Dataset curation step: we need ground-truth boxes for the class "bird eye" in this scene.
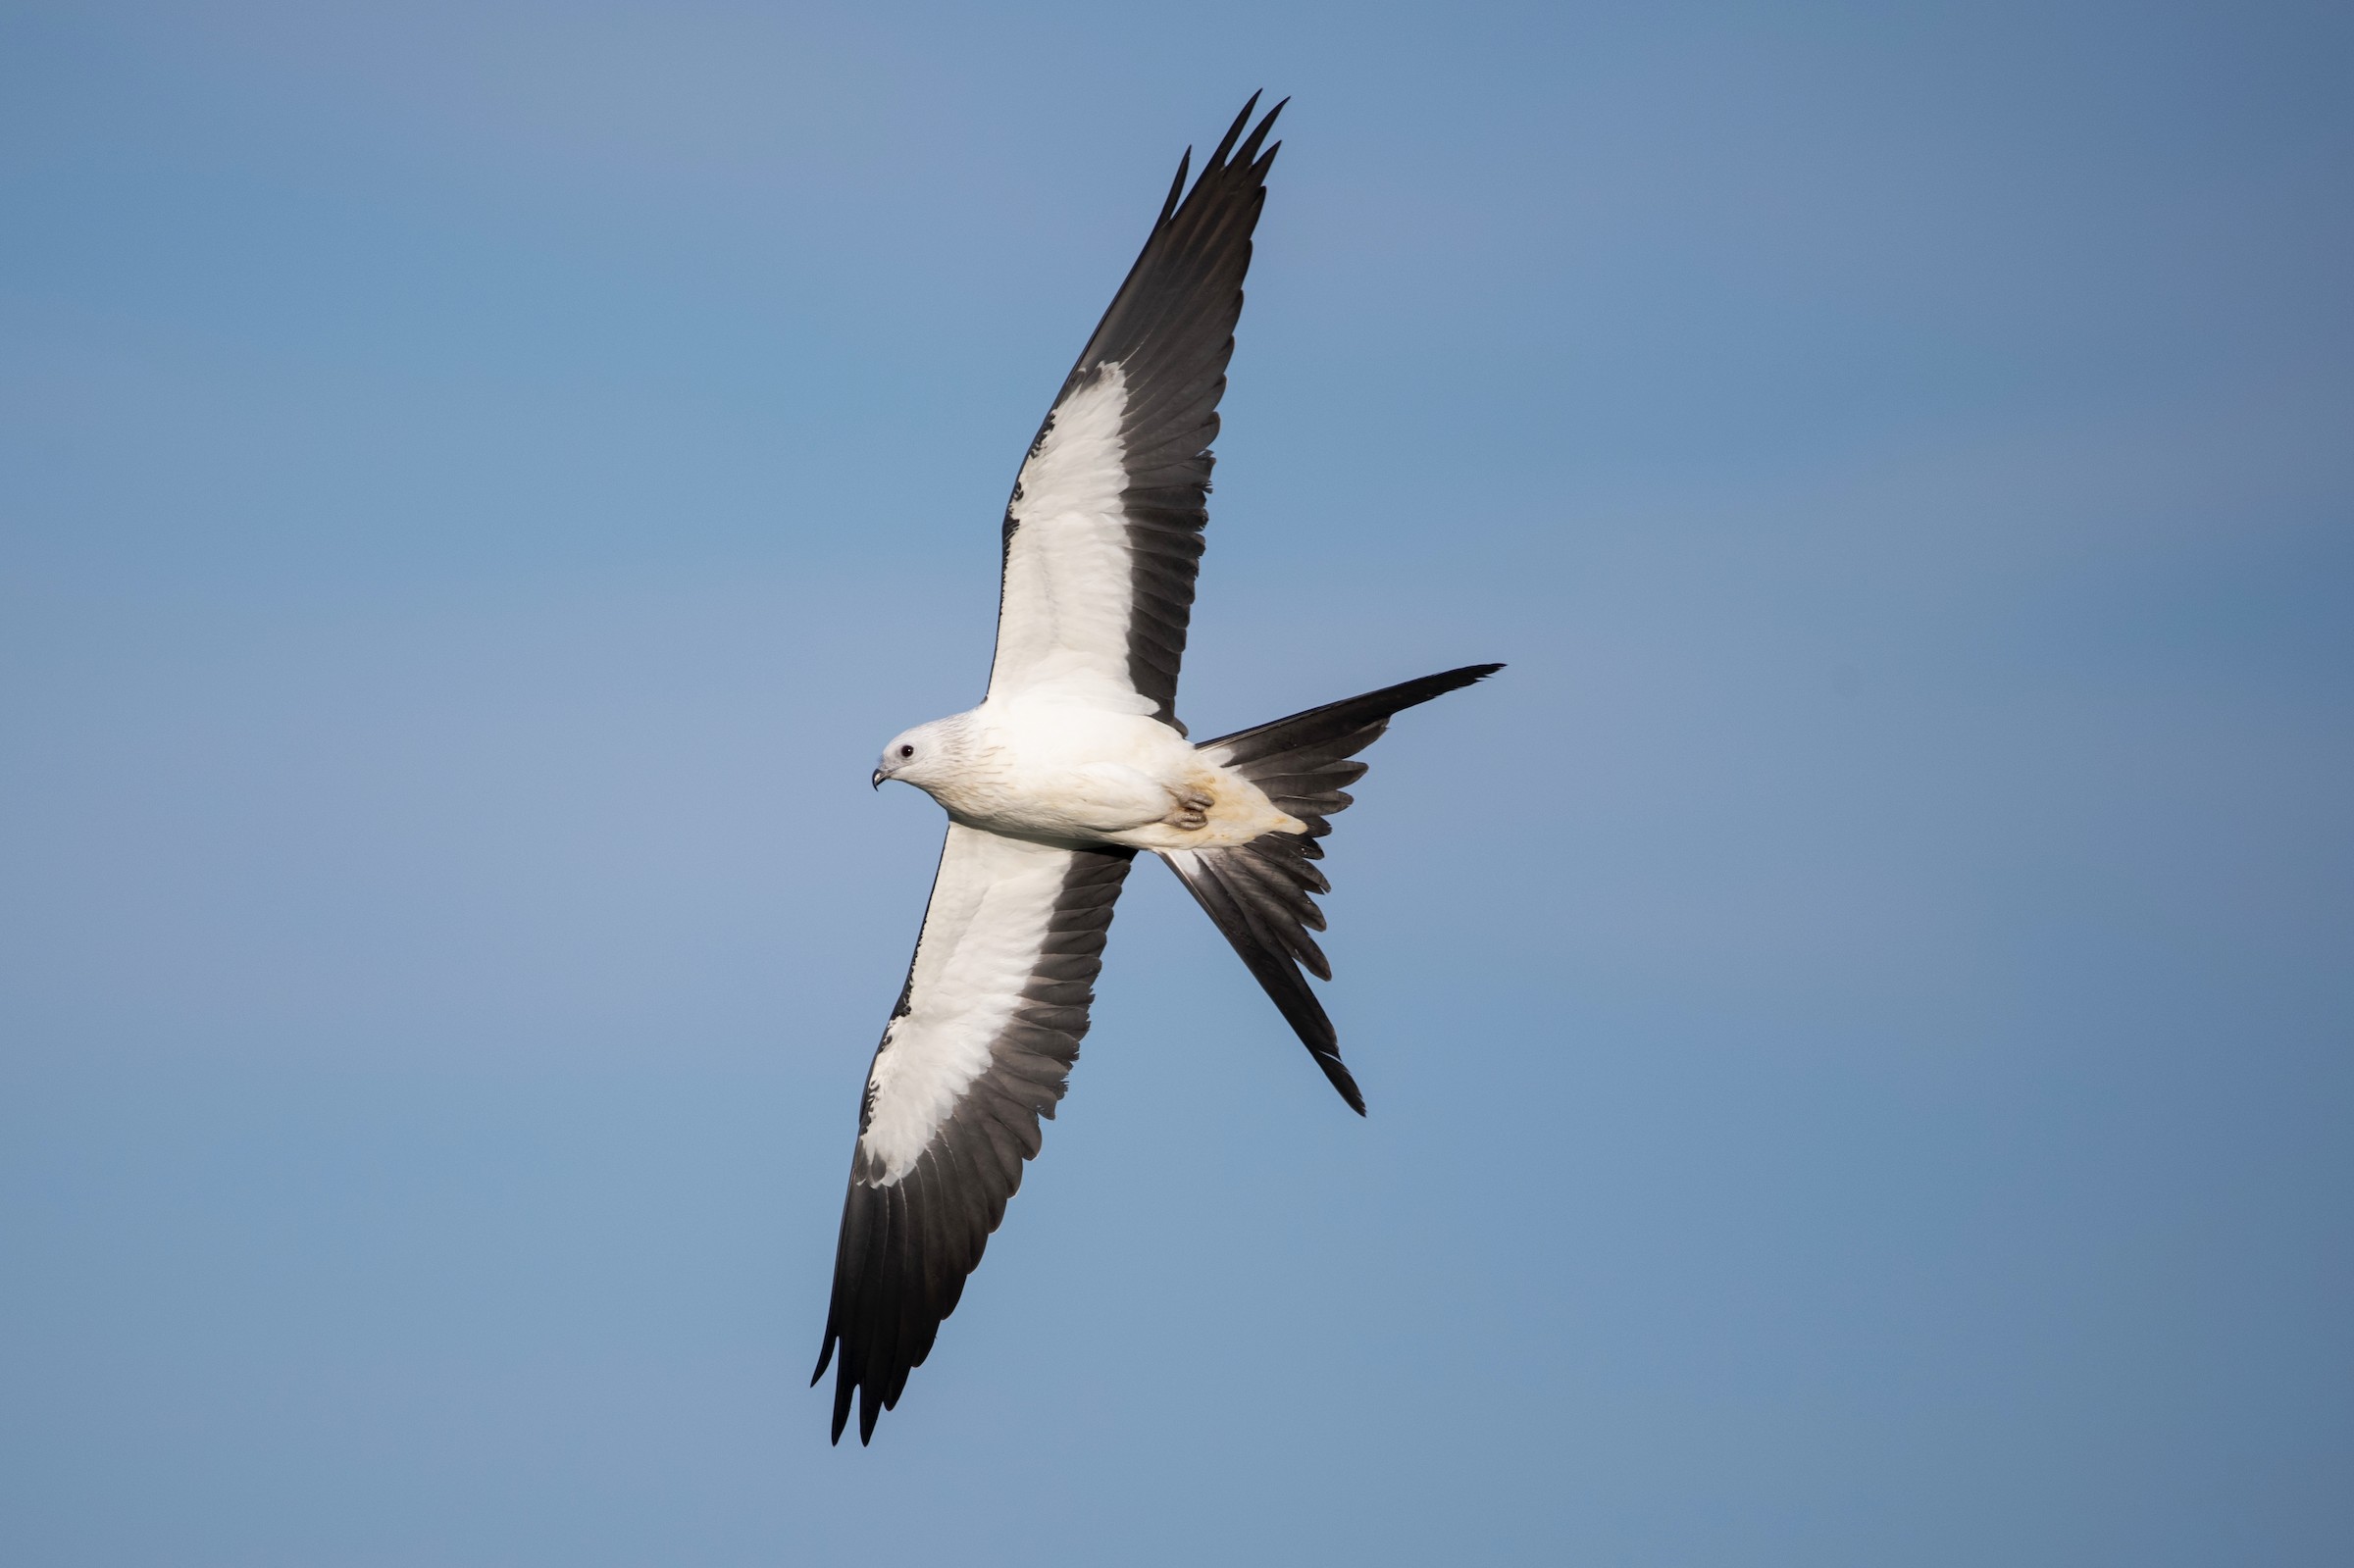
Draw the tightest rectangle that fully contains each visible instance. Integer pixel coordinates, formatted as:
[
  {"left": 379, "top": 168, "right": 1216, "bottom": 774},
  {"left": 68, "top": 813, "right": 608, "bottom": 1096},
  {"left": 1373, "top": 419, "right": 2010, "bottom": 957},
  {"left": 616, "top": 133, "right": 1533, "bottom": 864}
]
[{"left": 898, "top": 744, "right": 915, "bottom": 758}]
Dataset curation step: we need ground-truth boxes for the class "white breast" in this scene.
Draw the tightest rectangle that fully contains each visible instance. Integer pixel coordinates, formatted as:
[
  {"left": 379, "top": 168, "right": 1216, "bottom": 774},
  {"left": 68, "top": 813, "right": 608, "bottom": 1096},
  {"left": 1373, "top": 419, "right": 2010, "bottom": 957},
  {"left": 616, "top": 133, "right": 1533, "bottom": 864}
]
[{"left": 920, "top": 697, "right": 1301, "bottom": 851}]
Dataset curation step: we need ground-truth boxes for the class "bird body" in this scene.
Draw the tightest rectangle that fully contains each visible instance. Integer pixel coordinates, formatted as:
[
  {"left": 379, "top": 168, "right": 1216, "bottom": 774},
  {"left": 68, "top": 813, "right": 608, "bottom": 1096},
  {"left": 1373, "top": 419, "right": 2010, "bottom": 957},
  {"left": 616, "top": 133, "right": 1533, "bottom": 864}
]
[
  {"left": 878, "top": 697, "right": 1304, "bottom": 850},
  {"left": 813, "top": 95, "right": 1501, "bottom": 1443}
]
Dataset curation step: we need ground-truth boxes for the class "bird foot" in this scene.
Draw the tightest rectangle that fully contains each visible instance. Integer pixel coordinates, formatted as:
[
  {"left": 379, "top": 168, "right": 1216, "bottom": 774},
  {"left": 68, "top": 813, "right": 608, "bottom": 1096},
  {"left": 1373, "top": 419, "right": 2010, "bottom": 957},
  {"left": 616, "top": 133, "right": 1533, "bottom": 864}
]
[{"left": 1164, "top": 788, "right": 1214, "bottom": 831}]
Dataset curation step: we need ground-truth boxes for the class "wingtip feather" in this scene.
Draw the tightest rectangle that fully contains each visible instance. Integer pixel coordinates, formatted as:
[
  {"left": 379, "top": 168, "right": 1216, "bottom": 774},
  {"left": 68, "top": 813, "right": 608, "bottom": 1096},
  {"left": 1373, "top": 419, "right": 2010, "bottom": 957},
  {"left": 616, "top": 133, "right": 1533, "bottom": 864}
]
[
  {"left": 1319, "top": 1051, "right": 1368, "bottom": 1115},
  {"left": 1236, "top": 97, "right": 1284, "bottom": 166},
  {"left": 1159, "top": 149, "right": 1191, "bottom": 223}
]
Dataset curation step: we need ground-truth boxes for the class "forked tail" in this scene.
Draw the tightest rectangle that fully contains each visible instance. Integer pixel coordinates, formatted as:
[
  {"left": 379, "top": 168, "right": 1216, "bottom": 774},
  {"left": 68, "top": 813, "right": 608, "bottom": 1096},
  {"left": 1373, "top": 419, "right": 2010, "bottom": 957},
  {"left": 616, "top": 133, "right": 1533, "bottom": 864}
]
[{"left": 1157, "top": 663, "right": 1503, "bottom": 1112}]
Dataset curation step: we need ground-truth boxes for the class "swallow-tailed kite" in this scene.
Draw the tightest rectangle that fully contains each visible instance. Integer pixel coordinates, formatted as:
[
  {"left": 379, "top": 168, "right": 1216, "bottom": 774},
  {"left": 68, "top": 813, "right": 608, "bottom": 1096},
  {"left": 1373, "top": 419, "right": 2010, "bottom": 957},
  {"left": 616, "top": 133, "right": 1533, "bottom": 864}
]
[{"left": 813, "top": 95, "right": 1501, "bottom": 1444}]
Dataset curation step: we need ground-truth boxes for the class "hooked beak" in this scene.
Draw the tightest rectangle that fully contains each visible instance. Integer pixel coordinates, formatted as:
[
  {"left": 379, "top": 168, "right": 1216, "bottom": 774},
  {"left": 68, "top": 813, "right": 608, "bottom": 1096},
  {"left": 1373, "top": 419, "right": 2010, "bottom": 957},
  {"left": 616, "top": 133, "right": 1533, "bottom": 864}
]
[{"left": 871, "top": 768, "right": 887, "bottom": 790}]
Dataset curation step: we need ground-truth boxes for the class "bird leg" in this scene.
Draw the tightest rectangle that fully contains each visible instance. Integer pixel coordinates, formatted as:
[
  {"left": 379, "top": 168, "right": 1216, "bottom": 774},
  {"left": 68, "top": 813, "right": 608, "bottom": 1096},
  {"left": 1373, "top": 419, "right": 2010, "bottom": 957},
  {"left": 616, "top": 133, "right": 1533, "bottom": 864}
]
[{"left": 1163, "top": 785, "right": 1214, "bottom": 831}]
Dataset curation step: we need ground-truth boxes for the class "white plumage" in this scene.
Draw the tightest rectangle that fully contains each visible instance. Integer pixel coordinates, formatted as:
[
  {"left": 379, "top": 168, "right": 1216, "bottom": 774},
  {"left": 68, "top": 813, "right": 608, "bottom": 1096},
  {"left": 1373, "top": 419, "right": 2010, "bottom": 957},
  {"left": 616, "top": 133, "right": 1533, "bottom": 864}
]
[
  {"left": 812, "top": 96, "right": 1499, "bottom": 1445},
  {"left": 856, "top": 826, "right": 1074, "bottom": 1185},
  {"left": 988, "top": 365, "right": 1145, "bottom": 712}
]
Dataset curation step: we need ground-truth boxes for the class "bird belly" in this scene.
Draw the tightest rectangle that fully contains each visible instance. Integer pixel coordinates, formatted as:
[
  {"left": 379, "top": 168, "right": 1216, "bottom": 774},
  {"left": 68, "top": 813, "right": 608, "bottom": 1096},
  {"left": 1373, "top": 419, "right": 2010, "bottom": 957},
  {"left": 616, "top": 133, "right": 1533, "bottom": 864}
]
[{"left": 934, "top": 702, "right": 1304, "bottom": 850}]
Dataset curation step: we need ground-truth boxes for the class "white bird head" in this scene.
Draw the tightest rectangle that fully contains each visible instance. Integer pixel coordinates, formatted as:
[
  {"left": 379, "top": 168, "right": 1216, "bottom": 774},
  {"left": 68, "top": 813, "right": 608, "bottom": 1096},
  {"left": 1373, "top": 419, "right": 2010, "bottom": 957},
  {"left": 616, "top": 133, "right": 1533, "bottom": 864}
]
[{"left": 872, "top": 718, "right": 965, "bottom": 792}]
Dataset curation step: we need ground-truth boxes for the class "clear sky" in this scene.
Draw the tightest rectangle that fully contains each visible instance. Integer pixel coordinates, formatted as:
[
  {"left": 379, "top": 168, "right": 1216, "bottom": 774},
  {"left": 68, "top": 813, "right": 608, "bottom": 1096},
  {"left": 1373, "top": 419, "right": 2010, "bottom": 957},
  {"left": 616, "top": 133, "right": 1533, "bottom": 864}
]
[{"left": 3, "top": 2, "right": 2348, "bottom": 1563}]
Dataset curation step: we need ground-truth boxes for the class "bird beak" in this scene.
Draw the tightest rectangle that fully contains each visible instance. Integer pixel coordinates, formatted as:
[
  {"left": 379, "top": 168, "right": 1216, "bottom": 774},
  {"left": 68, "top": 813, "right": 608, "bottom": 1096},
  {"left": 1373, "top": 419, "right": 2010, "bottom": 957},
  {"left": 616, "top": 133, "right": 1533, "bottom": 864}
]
[{"left": 871, "top": 768, "right": 887, "bottom": 790}]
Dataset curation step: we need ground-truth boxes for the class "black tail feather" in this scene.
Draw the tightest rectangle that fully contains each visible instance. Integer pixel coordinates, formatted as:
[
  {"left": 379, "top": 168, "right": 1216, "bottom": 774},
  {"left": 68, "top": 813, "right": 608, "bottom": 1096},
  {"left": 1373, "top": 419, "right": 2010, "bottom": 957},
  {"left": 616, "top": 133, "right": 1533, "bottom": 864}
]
[{"left": 1159, "top": 663, "right": 1502, "bottom": 1111}]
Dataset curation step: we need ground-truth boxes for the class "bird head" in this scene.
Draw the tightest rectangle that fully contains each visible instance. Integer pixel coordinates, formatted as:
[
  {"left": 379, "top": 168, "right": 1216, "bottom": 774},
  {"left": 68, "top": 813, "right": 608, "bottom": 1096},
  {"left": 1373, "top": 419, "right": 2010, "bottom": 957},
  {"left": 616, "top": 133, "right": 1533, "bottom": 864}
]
[{"left": 872, "top": 718, "right": 962, "bottom": 792}]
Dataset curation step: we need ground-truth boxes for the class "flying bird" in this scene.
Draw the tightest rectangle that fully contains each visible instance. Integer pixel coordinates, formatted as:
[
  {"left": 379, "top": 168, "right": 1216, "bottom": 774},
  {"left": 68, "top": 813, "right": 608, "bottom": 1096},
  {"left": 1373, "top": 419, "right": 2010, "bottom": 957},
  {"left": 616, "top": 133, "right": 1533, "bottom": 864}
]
[{"left": 813, "top": 95, "right": 1501, "bottom": 1444}]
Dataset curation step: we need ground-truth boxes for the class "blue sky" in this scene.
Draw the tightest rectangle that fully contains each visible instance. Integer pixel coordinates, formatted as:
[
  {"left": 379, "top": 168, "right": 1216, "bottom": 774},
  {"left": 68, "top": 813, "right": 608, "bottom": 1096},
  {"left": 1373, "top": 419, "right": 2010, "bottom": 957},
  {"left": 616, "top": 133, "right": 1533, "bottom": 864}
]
[{"left": 3, "top": 2, "right": 2348, "bottom": 1563}]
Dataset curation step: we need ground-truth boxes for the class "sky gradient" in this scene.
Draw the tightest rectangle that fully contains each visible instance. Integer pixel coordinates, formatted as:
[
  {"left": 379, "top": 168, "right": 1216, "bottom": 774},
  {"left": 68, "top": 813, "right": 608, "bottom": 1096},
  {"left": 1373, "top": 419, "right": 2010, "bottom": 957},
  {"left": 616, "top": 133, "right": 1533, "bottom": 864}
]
[{"left": 3, "top": 3, "right": 2350, "bottom": 1563}]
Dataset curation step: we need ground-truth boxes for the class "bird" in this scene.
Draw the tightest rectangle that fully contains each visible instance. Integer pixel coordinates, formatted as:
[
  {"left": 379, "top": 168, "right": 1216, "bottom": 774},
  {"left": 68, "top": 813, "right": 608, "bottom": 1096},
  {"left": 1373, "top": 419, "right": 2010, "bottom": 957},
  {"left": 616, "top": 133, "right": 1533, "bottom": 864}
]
[{"left": 811, "top": 94, "right": 1501, "bottom": 1445}]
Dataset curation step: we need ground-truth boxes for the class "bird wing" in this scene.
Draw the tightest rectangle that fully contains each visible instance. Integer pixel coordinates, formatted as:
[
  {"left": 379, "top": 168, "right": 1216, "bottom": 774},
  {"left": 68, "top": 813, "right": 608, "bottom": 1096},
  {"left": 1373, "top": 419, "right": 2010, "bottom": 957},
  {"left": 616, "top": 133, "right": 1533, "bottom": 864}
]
[
  {"left": 985, "top": 95, "right": 1283, "bottom": 731},
  {"left": 813, "top": 823, "right": 1134, "bottom": 1444}
]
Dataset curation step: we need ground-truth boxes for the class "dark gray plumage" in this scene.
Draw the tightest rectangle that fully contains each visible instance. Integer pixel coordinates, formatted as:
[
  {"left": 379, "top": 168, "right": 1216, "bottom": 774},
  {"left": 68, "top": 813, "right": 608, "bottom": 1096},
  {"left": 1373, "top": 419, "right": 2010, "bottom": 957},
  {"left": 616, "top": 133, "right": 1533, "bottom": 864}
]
[{"left": 1162, "top": 664, "right": 1506, "bottom": 1112}]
